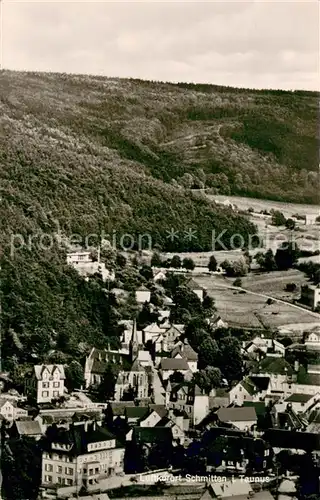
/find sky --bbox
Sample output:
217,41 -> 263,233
1,0 -> 319,90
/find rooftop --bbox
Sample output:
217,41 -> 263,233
285,393 -> 314,403
217,406 -> 257,423
160,357 -> 189,371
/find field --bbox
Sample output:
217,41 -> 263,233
210,195 -> 320,218
194,272 -> 319,331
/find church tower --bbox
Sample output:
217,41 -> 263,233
129,319 -> 139,361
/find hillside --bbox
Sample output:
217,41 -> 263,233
0,70 -> 263,254
0,70 -> 318,368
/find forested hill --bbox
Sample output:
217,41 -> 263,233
0,70 -> 317,370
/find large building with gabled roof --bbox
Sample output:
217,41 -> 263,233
25,364 -> 66,404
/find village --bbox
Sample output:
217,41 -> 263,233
1,225 -> 320,500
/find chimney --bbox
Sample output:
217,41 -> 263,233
294,360 -> 299,372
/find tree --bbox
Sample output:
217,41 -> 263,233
65,360 -> 85,391
271,210 -> 286,226
116,253 -> 127,268
193,367 -> 222,393
263,249 -> 278,272
285,218 -> 296,230
1,436 -> 42,500
137,302 -> 158,330
183,257 -> 195,270
170,255 -> 182,268
151,251 -> 162,267
275,241 -> 300,270
202,295 -> 215,314
208,255 -> 217,272
221,257 -> 248,277
169,371 -> 185,383
179,172 -> 194,189
198,337 -> 220,368
139,265 -> 153,282
171,286 -> 202,323
219,336 -> 243,384
98,362 -> 119,401
233,278 -> 242,287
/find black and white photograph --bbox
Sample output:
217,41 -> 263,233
0,1 -> 319,499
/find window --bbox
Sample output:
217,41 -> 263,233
243,395 -> 246,400
95,467 -> 99,474
65,467 -> 73,475
53,391 -> 59,397
66,479 -> 73,486
53,382 -> 60,388
239,386 -> 242,392
89,469 -> 93,476
57,477 -> 63,484
45,475 -> 52,483
42,391 -> 49,397
42,382 -> 49,388
45,464 -> 53,472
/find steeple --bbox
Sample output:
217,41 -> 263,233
129,319 -> 139,361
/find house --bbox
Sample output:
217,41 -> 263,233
209,314 -> 228,330
35,408 -> 103,433
243,336 -> 285,358
12,419 -> 43,440
207,479 -> 253,499
153,269 -> 167,282
159,357 -> 191,381
0,398 -> 28,421
304,327 -> 320,349
125,406 -> 150,426
300,284 -> 320,310
25,364 -> 66,404
41,423 -> 125,494
209,389 -> 230,410
216,406 -> 257,431
67,250 -> 115,282
307,363 -> 320,375
187,278 -> 205,302
250,357 -> 295,393
167,382 -> 210,426
170,339 -> 198,372
132,426 -> 173,448
229,376 -> 270,405
142,322 -> 164,344
155,415 -> 185,444
275,393 -> 320,415
135,285 -> 151,304
155,324 -> 182,351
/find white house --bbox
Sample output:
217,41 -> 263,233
167,382 -> 210,427
25,365 -> 66,404
159,358 -> 191,381
67,251 -> 115,282
243,336 -> 285,358
0,398 -> 28,421
229,376 -> 270,406
187,279 -> 205,302
275,393 -> 320,415
142,323 -> 164,344
135,285 -> 151,304
41,423 -> 124,494
305,328 -> 320,349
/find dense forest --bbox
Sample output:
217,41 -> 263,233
0,70 -> 318,366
